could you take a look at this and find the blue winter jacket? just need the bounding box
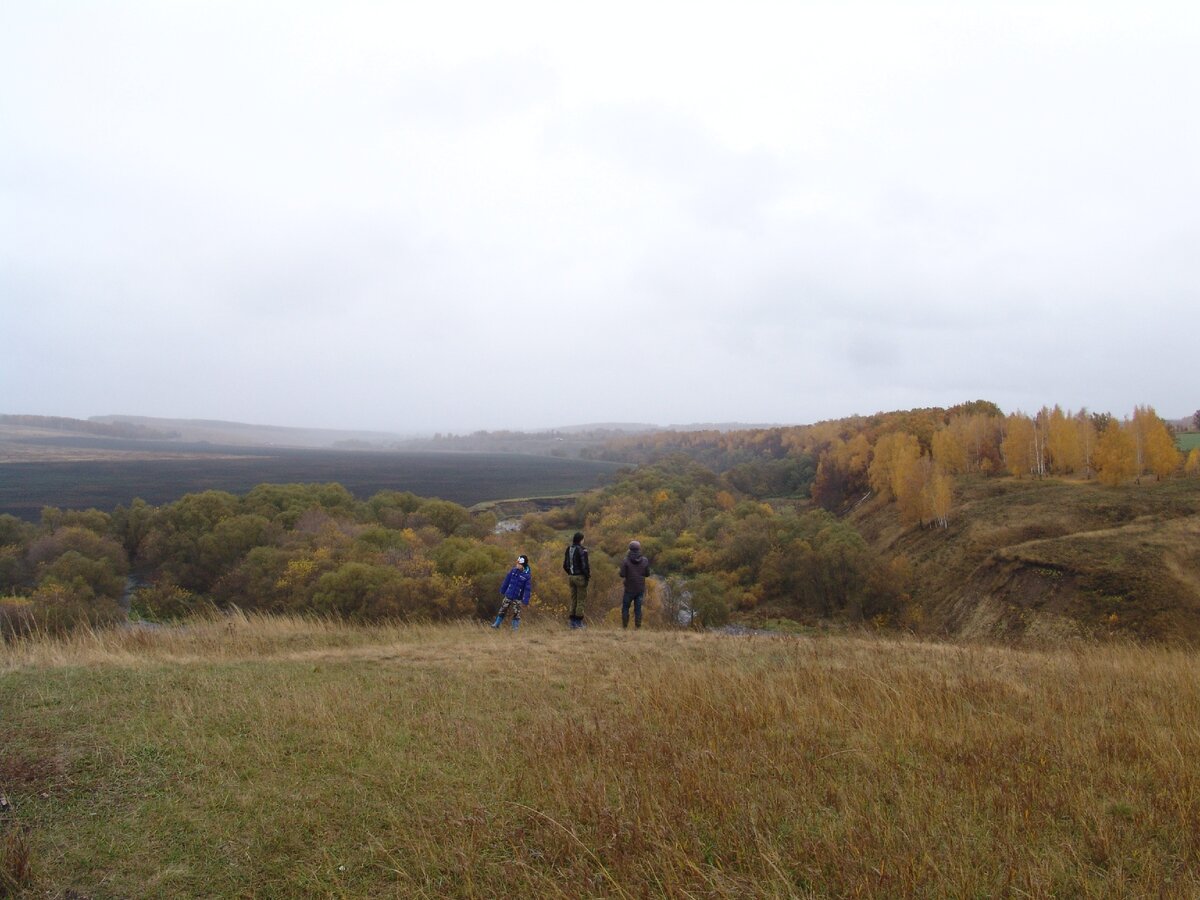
[500,566,532,605]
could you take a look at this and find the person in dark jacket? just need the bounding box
[562,531,590,629]
[492,555,532,630]
[618,540,651,629]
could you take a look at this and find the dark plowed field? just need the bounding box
[0,445,623,519]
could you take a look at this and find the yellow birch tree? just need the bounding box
[1095,419,1137,486]
[869,432,916,500]
[845,432,872,477]
[869,432,926,522]
[1074,411,1098,479]
[1001,414,1035,477]
[1032,407,1051,476]
[1046,405,1082,474]
[1137,407,1183,479]
[960,413,1004,474]
[892,446,929,526]
[922,462,953,528]
[931,427,967,475]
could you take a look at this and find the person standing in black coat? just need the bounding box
[618,540,651,629]
[563,531,590,629]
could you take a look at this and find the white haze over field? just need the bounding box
[2,1,1197,434]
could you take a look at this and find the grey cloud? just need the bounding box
[386,55,559,127]
[553,103,788,233]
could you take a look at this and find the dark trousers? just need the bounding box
[621,591,644,628]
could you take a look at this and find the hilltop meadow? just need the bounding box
[4,617,1200,898]
[3,401,1199,895]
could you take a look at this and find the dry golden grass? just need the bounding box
[4,616,1200,897]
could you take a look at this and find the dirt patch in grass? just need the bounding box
[0,732,69,801]
[0,754,61,793]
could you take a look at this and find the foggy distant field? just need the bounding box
[0,446,624,520]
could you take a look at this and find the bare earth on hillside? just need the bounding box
[0,425,253,463]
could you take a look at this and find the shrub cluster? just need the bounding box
[0,462,913,635]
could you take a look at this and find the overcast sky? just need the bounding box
[2,2,1197,434]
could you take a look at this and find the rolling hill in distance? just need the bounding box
[2,413,787,453]
[0,413,656,452]
[89,414,415,448]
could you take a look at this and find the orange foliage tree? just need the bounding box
[1094,419,1137,486]
[1131,405,1182,480]
[1001,414,1037,478]
[1185,448,1200,477]
[1074,411,1099,479]
[1046,406,1082,474]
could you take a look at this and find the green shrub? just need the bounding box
[689,574,731,628]
[4,578,123,636]
[132,581,208,622]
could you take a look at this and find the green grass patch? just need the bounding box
[750,617,820,636]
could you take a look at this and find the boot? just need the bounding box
[491,615,503,629]
[512,619,520,631]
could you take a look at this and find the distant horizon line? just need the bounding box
[91,413,797,437]
[2,405,1195,441]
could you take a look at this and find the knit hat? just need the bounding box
[628,540,641,553]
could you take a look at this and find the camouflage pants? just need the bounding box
[568,575,588,618]
[496,596,523,623]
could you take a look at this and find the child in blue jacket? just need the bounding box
[492,555,532,630]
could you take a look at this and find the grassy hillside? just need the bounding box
[4,617,1200,897]
[89,415,408,449]
[852,475,1200,643]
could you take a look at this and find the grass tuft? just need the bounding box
[1,826,33,897]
